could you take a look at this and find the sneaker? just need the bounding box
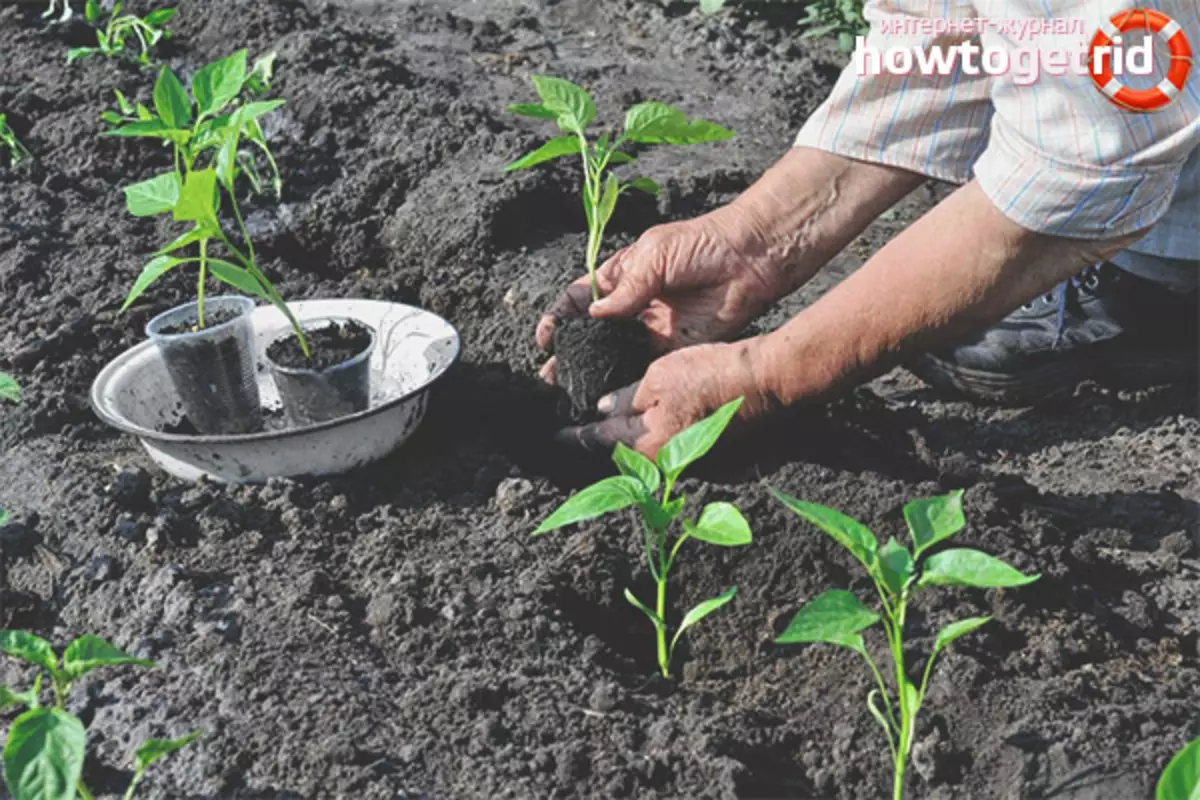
[909,263,1198,404]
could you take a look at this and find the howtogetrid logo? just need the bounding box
[1090,8,1192,112]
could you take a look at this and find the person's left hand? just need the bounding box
[555,339,775,458]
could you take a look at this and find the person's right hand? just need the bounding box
[535,207,789,382]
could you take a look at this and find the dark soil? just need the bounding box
[553,316,653,422]
[1,1,1198,799]
[157,306,244,337]
[266,318,373,371]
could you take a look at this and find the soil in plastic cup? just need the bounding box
[266,317,376,428]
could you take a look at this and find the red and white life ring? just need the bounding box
[1089,8,1192,112]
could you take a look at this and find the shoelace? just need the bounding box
[1022,264,1105,347]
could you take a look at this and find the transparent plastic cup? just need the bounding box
[265,317,376,428]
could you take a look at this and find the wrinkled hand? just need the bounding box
[555,340,774,457]
[536,208,786,382]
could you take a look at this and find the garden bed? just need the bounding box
[1,0,1197,797]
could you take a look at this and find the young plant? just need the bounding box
[505,76,733,302]
[771,489,1040,800]
[1158,736,1200,800]
[67,0,176,67]
[533,398,750,678]
[1,630,200,800]
[104,51,306,352]
[0,373,20,404]
[0,115,32,167]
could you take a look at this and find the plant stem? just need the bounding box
[121,771,144,800]
[888,591,915,800]
[197,238,208,329]
[655,575,668,678]
[77,780,95,800]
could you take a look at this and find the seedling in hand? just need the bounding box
[504,76,733,302]
[1,630,200,800]
[534,398,750,678]
[67,0,176,66]
[104,50,306,353]
[0,115,32,167]
[771,490,1039,800]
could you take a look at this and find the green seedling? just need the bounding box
[67,1,175,66]
[0,115,32,167]
[103,50,307,353]
[0,373,20,404]
[505,75,733,302]
[1158,736,1200,800]
[1,630,200,800]
[697,0,866,52]
[534,398,750,678]
[771,489,1040,800]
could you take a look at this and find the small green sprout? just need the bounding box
[1158,736,1200,799]
[1,630,201,800]
[505,75,733,302]
[534,398,750,678]
[103,50,306,353]
[0,115,32,167]
[0,373,20,404]
[771,490,1040,800]
[67,1,176,67]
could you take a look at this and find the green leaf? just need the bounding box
[143,7,178,28]
[208,259,266,298]
[0,631,57,675]
[134,731,201,773]
[901,679,920,716]
[192,50,248,116]
[502,135,581,172]
[173,168,218,224]
[156,223,217,255]
[932,616,992,658]
[685,502,751,547]
[769,490,879,571]
[1158,737,1200,800]
[623,589,663,630]
[866,689,894,738]
[919,549,1040,589]
[121,255,183,311]
[104,120,190,146]
[530,75,595,133]
[612,443,660,495]
[699,0,727,12]
[61,636,154,681]
[0,686,36,711]
[877,537,913,595]
[245,50,277,95]
[0,373,19,404]
[123,172,180,218]
[114,89,135,115]
[507,102,558,120]
[905,491,965,558]
[623,101,735,145]
[237,100,285,124]
[670,586,736,655]
[656,397,743,481]
[2,709,85,800]
[596,172,620,231]
[640,496,684,531]
[85,0,101,22]
[607,150,636,165]
[775,590,880,646]
[627,177,660,196]
[66,48,98,64]
[532,476,644,535]
[100,111,125,126]
[153,67,192,129]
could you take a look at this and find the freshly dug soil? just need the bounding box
[1,1,1197,799]
[266,318,373,371]
[553,316,653,423]
[157,305,244,337]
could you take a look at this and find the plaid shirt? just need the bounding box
[796,0,1200,254]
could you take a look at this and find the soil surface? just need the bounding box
[156,306,246,338]
[553,317,653,423]
[267,319,373,371]
[1,1,1197,799]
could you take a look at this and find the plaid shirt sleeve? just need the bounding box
[796,0,1200,241]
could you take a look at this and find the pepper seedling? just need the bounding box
[103,50,307,353]
[0,373,19,404]
[770,489,1040,800]
[66,0,176,66]
[504,75,733,302]
[1158,736,1200,800]
[1,630,200,800]
[534,398,750,678]
[0,115,32,167]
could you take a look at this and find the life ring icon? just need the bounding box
[1089,8,1192,112]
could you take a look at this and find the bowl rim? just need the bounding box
[90,299,460,446]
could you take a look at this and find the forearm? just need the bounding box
[751,181,1142,405]
[716,146,927,296]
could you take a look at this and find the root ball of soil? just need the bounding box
[267,319,374,370]
[553,317,653,423]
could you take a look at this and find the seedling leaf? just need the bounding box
[607,150,635,165]
[597,172,619,232]
[530,75,595,133]
[2,708,85,800]
[192,49,248,116]
[173,168,218,223]
[1157,737,1200,800]
[157,223,218,255]
[670,586,736,655]
[533,476,644,535]
[623,589,663,631]
[124,172,180,217]
[627,177,660,196]
[623,101,734,145]
[0,373,19,404]
[143,7,178,27]
[640,495,685,531]
[776,590,880,646]
[134,731,201,772]
[507,102,558,120]
[932,616,991,658]
[612,443,660,495]
[699,0,726,12]
[503,135,581,172]
[0,631,57,675]
[656,397,743,480]
[905,491,965,558]
[877,537,913,595]
[153,67,192,129]
[62,636,154,681]
[770,489,879,570]
[209,259,266,297]
[121,255,183,311]
[85,0,101,22]
[67,48,99,64]
[919,549,1040,589]
[685,502,751,547]
[0,685,37,711]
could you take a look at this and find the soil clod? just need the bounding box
[553,316,653,423]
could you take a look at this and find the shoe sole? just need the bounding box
[909,350,1197,405]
